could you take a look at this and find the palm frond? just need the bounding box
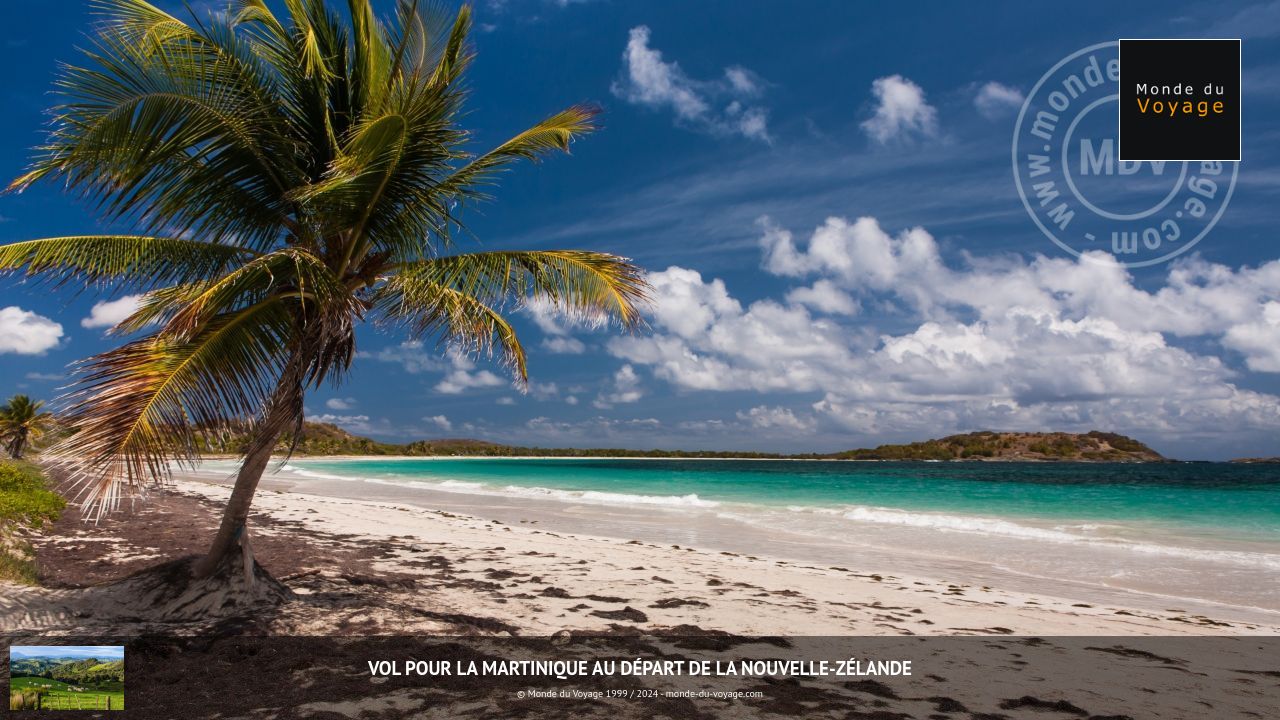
[390,250,648,324]
[377,281,527,381]
[374,250,648,382]
[51,299,299,517]
[9,0,653,519]
[0,235,256,292]
[11,1,301,248]
[153,247,353,340]
[439,104,600,199]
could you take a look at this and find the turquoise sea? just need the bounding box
[226,457,1280,613]
[286,458,1280,543]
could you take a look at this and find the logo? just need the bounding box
[1119,39,1241,161]
[1013,42,1238,268]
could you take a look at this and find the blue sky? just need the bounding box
[3,1,1280,459]
[11,645,124,660]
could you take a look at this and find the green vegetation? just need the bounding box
[834,431,1163,462]
[0,461,64,583]
[0,395,55,459]
[0,0,650,581]
[201,423,1165,462]
[10,658,124,710]
[201,422,794,458]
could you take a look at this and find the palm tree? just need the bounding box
[0,0,648,583]
[0,395,55,459]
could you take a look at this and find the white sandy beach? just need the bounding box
[162,470,1280,636]
[3,464,1276,637]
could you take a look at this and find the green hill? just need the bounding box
[10,657,124,687]
[833,431,1164,462]
[196,423,1163,462]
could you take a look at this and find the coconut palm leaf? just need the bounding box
[0,235,254,292]
[0,395,56,459]
[1,0,652,567]
[56,300,300,516]
[375,250,646,383]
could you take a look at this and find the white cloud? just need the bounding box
[543,336,586,354]
[366,342,508,394]
[325,397,356,411]
[785,279,858,315]
[608,217,1280,449]
[736,405,816,431]
[435,350,506,394]
[530,382,560,401]
[364,340,445,374]
[609,266,853,393]
[1223,301,1280,371]
[974,81,1024,119]
[724,66,762,96]
[308,413,372,431]
[861,75,938,143]
[0,306,63,355]
[81,294,143,329]
[496,396,517,406]
[523,415,663,443]
[593,364,645,408]
[425,414,453,432]
[525,297,596,354]
[25,371,64,381]
[612,26,771,142]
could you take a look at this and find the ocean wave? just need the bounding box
[260,462,1276,569]
[784,504,1280,570]
[275,464,718,508]
[496,484,718,508]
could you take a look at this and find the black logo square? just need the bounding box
[1119,39,1240,161]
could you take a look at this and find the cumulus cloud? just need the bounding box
[25,372,64,381]
[425,414,453,432]
[364,340,444,374]
[542,336,586,354]
[0,306,63,355]
[1222,302,1280,371]
[608,217,1280,449]
[81,295,143,329]
[435,351,506,394]
[612,26,771,141]
[530,382,560,401]
[736,405,816,431]
[974,81,1024,119]
[525,297,596,354]
[325,397,356,410]
[861,75,937,143]
[785,279,859,315]
[307,413,373,432]
[594,364,645,408]
[522,415,663,444]
[366,341,508,394]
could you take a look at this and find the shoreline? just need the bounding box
[230,457,1280,618]
[199,453,1190,463]
[171,469,1280,634]
[5,467,1275,637]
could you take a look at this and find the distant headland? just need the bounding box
[199,424,1168,462]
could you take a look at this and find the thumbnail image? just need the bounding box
[8,645,124,711]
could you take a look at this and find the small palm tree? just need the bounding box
[0,0,647,582]
[0,395,55,459]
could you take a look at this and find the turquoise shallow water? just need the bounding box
[217,456,1280,612]
[286,458,1280,546]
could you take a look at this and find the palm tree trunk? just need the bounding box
[191,348,307,579]
[11,431,26,459]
